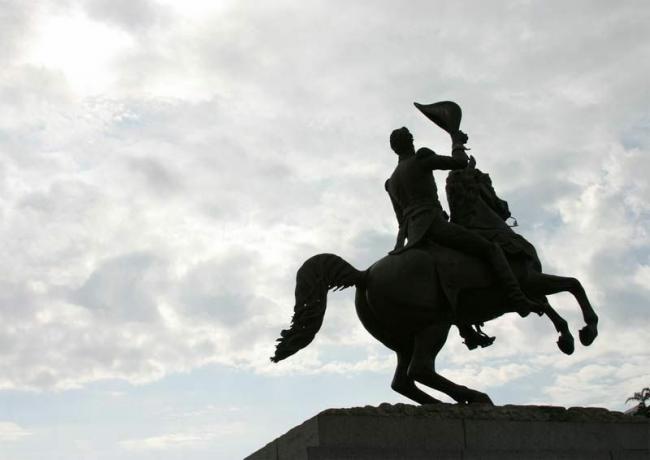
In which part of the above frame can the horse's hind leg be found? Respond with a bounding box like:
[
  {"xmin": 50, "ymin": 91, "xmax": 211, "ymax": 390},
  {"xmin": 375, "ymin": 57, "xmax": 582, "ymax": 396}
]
[
  {"xmin": 525, "ymin": 272, "xmax": 598, "ymax": 346},
  {"xmin": 407, "ymin": 323, "xmax": 493, "ymax": 405},
  {"xmin": 391, "ymin": 348, "xmax": 441, "ymax": 405}
]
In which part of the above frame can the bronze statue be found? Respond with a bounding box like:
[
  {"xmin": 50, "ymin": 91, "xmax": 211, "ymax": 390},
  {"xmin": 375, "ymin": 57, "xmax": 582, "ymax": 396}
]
[{"xmin": 271, "ymin": 101, "xmax": 599, "ymax": 405}]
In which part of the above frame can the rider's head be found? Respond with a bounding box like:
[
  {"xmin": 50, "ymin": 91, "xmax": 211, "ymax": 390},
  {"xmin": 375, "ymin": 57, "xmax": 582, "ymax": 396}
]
[{"xmin": 390, "ymin": 127, "xmax": 414, "ymax": 155}]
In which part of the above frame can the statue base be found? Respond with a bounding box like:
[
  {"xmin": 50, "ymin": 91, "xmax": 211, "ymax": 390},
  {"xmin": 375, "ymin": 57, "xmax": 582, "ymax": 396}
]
[{"xmin": 245, "ymin": 403, "xmax": 649, "ymax": 460}]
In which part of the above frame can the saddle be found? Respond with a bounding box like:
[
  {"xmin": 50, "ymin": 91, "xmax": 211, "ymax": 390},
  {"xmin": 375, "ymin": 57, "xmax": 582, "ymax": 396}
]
[{"xmin": 421, "ymin": 234, "xmax": 544, "ymax": 313}]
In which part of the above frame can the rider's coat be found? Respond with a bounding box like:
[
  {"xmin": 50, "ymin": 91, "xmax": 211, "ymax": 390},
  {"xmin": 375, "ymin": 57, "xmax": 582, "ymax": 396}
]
[{"xmin": 385, "ymin": 147, "xmax": 467, "ymax": 254}]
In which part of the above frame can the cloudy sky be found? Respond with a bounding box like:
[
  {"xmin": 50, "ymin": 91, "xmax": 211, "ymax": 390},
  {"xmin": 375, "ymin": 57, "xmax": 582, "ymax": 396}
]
[{"xmin": 1, "ymin": 0, "xmax": 649, "ymax": 458}]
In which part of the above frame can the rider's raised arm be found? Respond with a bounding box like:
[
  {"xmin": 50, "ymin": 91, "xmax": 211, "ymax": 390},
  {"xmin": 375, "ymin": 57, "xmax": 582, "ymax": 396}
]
[{"xmin": 415, "ymin": 147, "xmax": 468, "ymax": 171}]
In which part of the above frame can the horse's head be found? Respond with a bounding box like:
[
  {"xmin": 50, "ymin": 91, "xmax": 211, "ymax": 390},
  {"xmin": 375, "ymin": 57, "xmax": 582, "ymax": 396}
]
[{"xmin": 446, "ymin": 163, "xmax": 512, "ymax": 227}]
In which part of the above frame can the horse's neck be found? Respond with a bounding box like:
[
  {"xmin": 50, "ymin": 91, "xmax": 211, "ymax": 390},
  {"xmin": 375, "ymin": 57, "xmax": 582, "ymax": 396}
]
[
  {"xmin": 457, "ymin": 198, "xmax": 513, "ymax": 232},
  {"xmin": 475, "ymin": 200, "xmax": 513, "ymax": 230}
]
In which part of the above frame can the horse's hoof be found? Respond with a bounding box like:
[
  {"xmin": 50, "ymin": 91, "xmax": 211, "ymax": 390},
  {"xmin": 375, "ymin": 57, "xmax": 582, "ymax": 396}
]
[
  {"xmin": 462, "ymin": 389, "xmax": 494, "ymax": 405},
  {"xmin": 557, "ymin": 334, "xmax": 575, "ymax": 355},
  {"xmin": 579, "ymin": 325, "xmax": 598, "ymax": 346},
  {"xmin": 470, "ymin": 392, "xmax": 494, "ymax": 405}
]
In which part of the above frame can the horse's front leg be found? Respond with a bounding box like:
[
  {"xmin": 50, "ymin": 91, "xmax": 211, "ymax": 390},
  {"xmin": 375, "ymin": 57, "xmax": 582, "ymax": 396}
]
[
  {"xmin": 525, "ymin": 272, "xmax": 598, "ymax": 346},
  {"xmin": 539, "ymin": 303, "xmax": 575, "ymax": 355}
]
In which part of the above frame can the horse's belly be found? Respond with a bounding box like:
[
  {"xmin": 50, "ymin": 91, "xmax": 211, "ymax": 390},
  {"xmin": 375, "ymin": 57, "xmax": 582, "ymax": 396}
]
[{"xmin": 364, "ymin": 250, "xmax": 448, "ymax": 330}]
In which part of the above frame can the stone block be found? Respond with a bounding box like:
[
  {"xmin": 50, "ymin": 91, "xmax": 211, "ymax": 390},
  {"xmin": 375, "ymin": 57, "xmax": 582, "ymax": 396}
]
[
  {"xmin": 307, "ymin": 447, "xmax": 462, "ymax": 460},
  {"xmin": 317, "ymin": 413, "xmax": 464, "ymax": 451},
  {"xmin": 465, "ymin": 420, "xmax": 647, "ymax": 451},
  {"xmin": 611, "ymin": 450, "xmax": 650, "ymax": 460},
  {"xmin": 245, "ymin": 441, "xmax": 276, "ymax": 460},
  {"xmin": 245, "ymin": 403, "xmax": 650, "ymax": 460}
]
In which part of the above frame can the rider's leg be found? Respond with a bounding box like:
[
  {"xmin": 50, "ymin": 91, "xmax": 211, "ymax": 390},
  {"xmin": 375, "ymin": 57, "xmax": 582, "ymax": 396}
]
[{"xmin": 428, "ymin": 220, "xmax": 541, "ymax": 317}]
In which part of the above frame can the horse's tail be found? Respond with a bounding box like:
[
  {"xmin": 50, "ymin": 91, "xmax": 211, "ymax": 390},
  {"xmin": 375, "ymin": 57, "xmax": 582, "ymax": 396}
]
[{"xmin": 270, "ymin": 253, "xmax": 365, "ymax": 363}]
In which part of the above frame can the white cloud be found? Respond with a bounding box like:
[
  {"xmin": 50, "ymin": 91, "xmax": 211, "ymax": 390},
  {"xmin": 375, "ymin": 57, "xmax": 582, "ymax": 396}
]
[
  {"xmin": 445, "ymin": 363, "xmax": 533, "ymax": 390},
  {"xmin": 22, "ymin": 10, "xmax": 135, "ymax": 95},
  {"xmin": 119, "ymin": 423, "xmax": 245, "ymax": 451},
  {"xmin": 0, "ymin": 421, "xmax": 31, "ymax": 441},
  {"xmin": 0, "ymin": 1, "xmax": 647, "ymax": 417},
  {"xmin": 633, "ymin": 265, "xmax": 650, "ymax": 289},
  {"xmin": 543, "ymin": 356, "xmax": 650, "ymax": 408}
]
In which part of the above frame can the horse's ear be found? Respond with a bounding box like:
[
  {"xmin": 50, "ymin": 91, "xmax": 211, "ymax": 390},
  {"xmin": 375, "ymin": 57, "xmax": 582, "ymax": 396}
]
[{"xmin": 468, "ymin": 155, "xmax": 476, "ymax": 169}]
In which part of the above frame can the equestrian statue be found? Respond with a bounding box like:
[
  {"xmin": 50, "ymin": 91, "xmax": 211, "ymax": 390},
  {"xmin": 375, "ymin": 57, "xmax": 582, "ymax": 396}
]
[{"xmin": 270, "ymin": 101, "xmax": 599, "ymax": 405}]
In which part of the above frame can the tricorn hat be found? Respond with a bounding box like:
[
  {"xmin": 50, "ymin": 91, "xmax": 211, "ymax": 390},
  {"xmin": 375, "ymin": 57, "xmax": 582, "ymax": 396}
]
[{"xmin": 414, "ymin": 101, "xmax": 462, "ymax": 134}]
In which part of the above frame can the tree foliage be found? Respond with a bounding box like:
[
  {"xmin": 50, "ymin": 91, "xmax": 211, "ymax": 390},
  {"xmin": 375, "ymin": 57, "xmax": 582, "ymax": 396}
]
[{"xmin": 626, "ymin": 387, "xmax": 650, "ymax": 417}]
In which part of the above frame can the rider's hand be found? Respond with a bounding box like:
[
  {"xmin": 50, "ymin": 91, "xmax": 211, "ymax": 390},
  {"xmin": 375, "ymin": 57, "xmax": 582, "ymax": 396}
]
[{"xmin": 453, "ymin": 130, "xmax": 469, "ymax": 145}]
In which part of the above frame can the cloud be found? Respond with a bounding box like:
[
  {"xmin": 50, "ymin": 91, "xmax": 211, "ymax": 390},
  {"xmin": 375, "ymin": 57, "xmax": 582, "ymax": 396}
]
[
  {"xmin": 82, "ymin": 0, "xmax": 169, "ymax": 32},
  {"xmin": 0, "ymin": 1, "xmax": 35, "ymax": 64},
  {"xmin": 0, "ymin": 421, "xmax": 31, "ymax": 441},
  {"xmin": 542, "ymin": 356, "xmax": 650, "ymax": 408},
  {"xmin": 174, "ymin": 250, "xmax": 260, "ymax": 324},
  {"xmin": 71, "ymin": 252, "xmax": 166, "ymax": 321},
  {"xmin": 119, "ymin": 423, "xmax": 245, "ymax": 451},
  {"xmin": 0, "ymin": 1, "xmax": 648, "ymax": 415}
]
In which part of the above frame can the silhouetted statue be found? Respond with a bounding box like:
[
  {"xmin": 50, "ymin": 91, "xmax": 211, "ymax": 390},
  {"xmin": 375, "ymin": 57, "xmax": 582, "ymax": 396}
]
[{"xmin": 271, "ymin": 101, "xmax": 599, "ymax": 405}]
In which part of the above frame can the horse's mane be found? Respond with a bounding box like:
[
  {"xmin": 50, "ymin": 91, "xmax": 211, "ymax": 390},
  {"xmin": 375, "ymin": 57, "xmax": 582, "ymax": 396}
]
[
  {"xmin": 446, "ymin": 168, "xmax": 510, "ymax": 224},
  {"xmin": 445, "ymin": 168, "xmax": 483, "ymax": 223}
]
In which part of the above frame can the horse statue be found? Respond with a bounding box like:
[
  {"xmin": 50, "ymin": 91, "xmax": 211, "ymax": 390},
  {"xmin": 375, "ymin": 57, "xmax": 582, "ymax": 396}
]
[{"xmin": 270, "ymin": 102, "xmax": 599, "ymax": 404}]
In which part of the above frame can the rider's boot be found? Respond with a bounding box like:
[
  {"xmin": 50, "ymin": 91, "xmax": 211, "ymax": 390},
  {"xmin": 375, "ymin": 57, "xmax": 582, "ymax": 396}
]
[
  {"xmin": 487, "ymin": 243, "xmax": 541, "ymax": 317},
  {"xmin": 459, "ymin": 324, "xmax": 495, "ymax": 350}
]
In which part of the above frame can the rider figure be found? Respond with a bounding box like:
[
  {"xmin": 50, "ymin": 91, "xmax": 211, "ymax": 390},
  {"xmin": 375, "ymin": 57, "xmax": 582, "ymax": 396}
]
[{"xmin": 385, "ymin": 127, "xmax": 539, "ymax": 318}]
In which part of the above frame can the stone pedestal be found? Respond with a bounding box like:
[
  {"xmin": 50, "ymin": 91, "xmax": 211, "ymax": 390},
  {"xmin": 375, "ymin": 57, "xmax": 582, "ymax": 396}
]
[{"xmin": 245, "ymin": 403, "xmax": 649, "ymax": 460}]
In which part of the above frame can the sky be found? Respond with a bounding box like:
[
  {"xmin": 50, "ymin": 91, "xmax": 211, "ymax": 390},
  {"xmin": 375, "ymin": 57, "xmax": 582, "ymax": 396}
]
[{"xmin": 0, "ymin": 0, "xmax": 649, "ymax": 458}]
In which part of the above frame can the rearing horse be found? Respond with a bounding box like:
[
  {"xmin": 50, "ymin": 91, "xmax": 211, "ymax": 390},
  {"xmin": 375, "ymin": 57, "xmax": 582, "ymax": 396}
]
[{"xmin": 271, "ymin": 166, "xmax": 598, "ymax": 405}]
